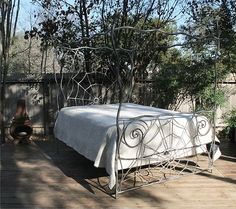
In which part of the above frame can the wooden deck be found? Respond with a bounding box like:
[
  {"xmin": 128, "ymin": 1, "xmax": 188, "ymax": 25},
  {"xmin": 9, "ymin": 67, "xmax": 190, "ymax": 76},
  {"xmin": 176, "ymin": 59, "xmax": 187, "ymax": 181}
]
[{"xmin": 1, "ymin": 137, "xmax": 236, "ymax": 209}]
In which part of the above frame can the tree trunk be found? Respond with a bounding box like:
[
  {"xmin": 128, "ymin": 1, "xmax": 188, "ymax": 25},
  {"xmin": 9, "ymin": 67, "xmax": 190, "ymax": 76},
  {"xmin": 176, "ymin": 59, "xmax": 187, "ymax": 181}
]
[
  {"xmin": 0, "ymin": 0, "xmax": 20, "ymax": 143},
  {"xmin": 1, "ymin": 1, "xmax": 8, "ymax": 143},
  {"xmin": 0, "ymin": 50, "xmax": 9, "ymax": 144}
]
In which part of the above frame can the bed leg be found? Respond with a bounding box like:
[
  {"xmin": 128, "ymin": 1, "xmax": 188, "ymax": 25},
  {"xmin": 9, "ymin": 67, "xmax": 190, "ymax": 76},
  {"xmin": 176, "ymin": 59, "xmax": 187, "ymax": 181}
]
[
  {"xmin": 114, "ymin": 182, "xmax": 119, "ymax": 199},
  {"xmin": 208, "ymin": 159, "xmax": 214, "ymax": 173}
]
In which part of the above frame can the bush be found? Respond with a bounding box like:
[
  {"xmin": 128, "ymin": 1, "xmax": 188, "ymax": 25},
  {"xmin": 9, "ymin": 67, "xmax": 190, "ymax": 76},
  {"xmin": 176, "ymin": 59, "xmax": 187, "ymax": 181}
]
[
  {"xmin": 225, "ymin": 109, "xmax": 236, "ymax": 128},
  {"xmin": 221, "ymin": 109, "xmax": 236, "ymax": 141}
]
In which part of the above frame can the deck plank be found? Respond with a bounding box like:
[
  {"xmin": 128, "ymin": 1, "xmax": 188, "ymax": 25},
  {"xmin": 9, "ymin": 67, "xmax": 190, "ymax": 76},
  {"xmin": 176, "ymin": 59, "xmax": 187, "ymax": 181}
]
[{"xmin": 1, "ymin": 139, "xmax": 236, "ymax": 209}]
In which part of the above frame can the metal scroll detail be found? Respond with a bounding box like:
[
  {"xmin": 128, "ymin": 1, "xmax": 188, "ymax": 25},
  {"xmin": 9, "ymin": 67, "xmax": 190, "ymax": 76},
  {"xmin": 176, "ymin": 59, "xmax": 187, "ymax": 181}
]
[{"xmin": 115, "ymin": 112, "xmax": 214, "ymax": 194}]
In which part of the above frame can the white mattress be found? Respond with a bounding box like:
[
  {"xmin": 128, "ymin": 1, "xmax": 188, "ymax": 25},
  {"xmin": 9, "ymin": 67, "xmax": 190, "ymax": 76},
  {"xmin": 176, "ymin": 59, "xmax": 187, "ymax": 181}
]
[{"xmin": 54, "ymin": 103, "xmax": 220, "ymax": 188}]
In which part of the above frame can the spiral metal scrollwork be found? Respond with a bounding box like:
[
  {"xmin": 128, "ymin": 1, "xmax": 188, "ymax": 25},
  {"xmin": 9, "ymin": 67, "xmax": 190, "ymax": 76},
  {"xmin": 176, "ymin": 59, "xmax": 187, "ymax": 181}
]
[
  {"xmin": 122, "ymin": 120, "xmax": 148, "ymax": 148},
  {"xmin": 196, "ymin": 116, "xmax": 211, "ymax": 136}
]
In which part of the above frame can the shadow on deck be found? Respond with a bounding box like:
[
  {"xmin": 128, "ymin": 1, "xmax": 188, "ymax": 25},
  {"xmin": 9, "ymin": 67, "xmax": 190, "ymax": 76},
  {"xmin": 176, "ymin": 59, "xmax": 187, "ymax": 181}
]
[{"xmin": 1, "ymin": 136, "xmax": 236, "ymax": 209}]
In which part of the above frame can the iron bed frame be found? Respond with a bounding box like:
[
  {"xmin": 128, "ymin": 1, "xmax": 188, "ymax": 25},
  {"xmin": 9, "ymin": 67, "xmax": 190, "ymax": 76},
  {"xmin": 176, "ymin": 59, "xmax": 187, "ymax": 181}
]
[{"xmin": 53, "ymin": 26, "xmax": 219, "ymax": 198}]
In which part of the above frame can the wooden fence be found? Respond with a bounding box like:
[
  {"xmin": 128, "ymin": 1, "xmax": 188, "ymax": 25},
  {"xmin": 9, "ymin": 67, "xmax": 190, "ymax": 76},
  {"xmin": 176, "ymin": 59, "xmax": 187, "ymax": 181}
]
[{"xmin": 3, "ymin": 73, "xmax": 236, "ymax": 136}]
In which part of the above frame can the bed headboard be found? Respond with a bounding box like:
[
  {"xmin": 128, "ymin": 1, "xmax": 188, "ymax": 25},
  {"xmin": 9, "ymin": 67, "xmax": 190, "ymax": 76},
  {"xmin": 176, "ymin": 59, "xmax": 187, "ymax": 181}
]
[
  {"xmin": 54, "ymin": 40, "xmax": 134, "ymax": 110},
  {"xmin": 54, "ymin": 48, "xmax": 117, "ymax": 108}
]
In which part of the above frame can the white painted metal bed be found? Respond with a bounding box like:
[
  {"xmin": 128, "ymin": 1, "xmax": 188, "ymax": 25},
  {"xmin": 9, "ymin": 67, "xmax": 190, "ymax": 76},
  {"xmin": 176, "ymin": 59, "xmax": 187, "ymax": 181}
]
[
  {"xmin": 54, "ymin": 103, "xmax": 220, "ymax": 192},
  {"xmin": 53, "ymin": 27, "xmax": 221, "ymax": 198}
]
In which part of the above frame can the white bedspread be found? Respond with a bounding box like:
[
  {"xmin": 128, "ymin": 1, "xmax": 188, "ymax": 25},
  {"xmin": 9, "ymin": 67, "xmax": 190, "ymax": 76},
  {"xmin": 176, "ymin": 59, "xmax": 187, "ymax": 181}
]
[{"xmin": 54, "ymin": 103, "xmax": 220, "ymax": 188}]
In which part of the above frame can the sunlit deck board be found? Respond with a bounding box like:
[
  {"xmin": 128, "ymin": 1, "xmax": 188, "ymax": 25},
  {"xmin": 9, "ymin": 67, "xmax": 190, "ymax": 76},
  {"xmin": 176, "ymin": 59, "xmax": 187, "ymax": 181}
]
[{"xmin": 1, "ymin": 138, "xmax": 236, "ymax": 209}]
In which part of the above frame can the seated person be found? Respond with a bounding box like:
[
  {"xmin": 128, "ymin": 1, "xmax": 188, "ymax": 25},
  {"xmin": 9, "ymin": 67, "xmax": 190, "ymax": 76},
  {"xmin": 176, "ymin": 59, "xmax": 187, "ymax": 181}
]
[{"xmin": 10, "ymin": 99, "xmax": 33, "ymax": 144}]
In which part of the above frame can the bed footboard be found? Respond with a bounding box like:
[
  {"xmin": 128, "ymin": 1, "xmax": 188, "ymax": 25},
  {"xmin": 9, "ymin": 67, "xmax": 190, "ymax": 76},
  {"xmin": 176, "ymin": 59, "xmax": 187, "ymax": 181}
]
[{"xmin": 114, "ymin": 111, "xmax": 220, "ymax": 197}]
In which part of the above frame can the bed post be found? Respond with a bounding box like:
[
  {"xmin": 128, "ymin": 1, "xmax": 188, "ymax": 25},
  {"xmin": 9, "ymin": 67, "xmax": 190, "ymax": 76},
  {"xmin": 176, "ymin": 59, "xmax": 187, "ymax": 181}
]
[{"xmin": 110, "ymin": 23, "xmax": 123, "ymax": 199}]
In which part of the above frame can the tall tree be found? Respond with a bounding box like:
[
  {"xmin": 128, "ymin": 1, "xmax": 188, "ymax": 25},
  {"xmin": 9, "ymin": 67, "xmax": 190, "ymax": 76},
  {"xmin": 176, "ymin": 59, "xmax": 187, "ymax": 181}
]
[
  {"xmin": 27, "ymin": 0, "xmax": 183, "ymax": 75},
  {"xmin": 182, "ymin": 0, "xmax": 236, "ymax": 65},
  {"xmin": 0, "ymin": 0, "xmax": 20, "ymax": 143},
  {"xmin": 179, "ymin": 0, "xmax": 236, "ymax": 109}
]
